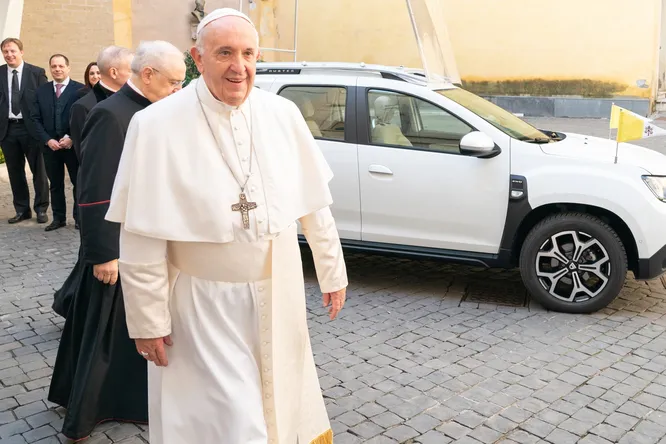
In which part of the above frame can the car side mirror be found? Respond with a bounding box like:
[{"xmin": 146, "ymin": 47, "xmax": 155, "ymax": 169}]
[{"xmin": 460, "ymin": 131, "xmax": 501, "ymax": 158}]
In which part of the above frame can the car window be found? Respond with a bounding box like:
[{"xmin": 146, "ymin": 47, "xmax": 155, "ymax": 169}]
[
  {"xmin": 368, "ymin": 89, "xmax": 473, "ymax": 154},
  {"xmin": 278, "ymin": 86, "xmax": 347, "ymax": 141}
]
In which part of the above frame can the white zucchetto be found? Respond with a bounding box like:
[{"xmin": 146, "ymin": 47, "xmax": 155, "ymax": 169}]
[{"xmin": 196, "ymin": 8, "xmax": 255, "ymax": 36}]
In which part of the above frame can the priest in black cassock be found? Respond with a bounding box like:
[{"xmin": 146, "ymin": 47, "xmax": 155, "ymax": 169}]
[
  {"xmin": 51, "ymin": 45, "xmax": 133, "ymax": 319},
  {"xmin": 47, "ymin": 40, "xmax": 186, "ymax": 441}
]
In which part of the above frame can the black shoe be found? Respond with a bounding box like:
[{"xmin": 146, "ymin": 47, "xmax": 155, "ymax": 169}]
[
  {"xmin": 45, "ymin": 220, "xmax": 66, "ymax": 232},
  {"xmin": 8, "ymin": 212, "xmax": 31, "ymax": 224},
  {"xmin": 36, "ymin": 212, "xmax": 48, "ymax": 224}
]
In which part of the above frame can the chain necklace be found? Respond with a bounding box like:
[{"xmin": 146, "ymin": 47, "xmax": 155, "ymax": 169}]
[{"xmin": 195, "ymin": 83, "xmax": 258, "ymax": 229}]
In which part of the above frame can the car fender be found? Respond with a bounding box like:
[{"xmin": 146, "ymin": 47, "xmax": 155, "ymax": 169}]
[{"xmin": 523, "ymin": 163, "xmax": 662, "ymax": 258}]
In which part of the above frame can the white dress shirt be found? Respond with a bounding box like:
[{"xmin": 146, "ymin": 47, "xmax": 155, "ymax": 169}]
[
  {"xmin": 126, "ymin": 79, "xmax": 145, "ymax": 97},
  {"xmin": 98, "ymin": 80, "xmax": 117, "ymax": 93},
  {"xmin": 7, "ymin": 62, "xmax": 24, "ymax": 119}
]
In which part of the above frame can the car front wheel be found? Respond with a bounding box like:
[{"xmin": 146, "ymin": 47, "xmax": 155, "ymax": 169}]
[{"xmin": 519, "ymin": 212, "xmax": 627, "ymax": 313}]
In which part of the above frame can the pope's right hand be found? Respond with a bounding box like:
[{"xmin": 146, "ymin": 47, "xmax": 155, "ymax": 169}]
[
  {"xmin": 136, "ymin": 336, "xmax": 173, "ymax": 367},
  {"xmin": 93, "ymin": 259, "xmax": 118, "ymax": 285}
]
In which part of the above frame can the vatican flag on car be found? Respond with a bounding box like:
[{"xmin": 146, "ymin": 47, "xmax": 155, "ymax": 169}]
[{"xmin": 615, "ymin": 105, "xmax": 666, "ymax": 143}]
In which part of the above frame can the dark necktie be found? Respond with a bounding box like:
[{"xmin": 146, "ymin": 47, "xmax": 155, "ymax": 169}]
[{"xmin": 11, "ymin": 69, "xmax": 19, "ymax": 116}]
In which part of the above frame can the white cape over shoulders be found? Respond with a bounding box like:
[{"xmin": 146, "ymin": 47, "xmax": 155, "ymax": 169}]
[{"xmin": 105, "ymin": 78, "xmax": 334, "ymax": 242}]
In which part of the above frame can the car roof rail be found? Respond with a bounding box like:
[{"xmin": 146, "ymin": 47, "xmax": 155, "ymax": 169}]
[{"xmin": 255, "ymin": 61, "xmax": 445, "ymax": 86}]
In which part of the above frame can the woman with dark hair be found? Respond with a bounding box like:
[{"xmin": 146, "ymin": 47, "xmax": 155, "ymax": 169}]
[
  {"xmin": 84, "ymin": 61, "xmax": 100, "ymax": 88},
  {"xmin": 76, "ymin": 62, "xmax": 100, "ymax": 98}
]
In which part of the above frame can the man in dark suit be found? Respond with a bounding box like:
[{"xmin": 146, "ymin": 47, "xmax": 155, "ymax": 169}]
[
  {"xmin": 0, "ymin": 37, "xmax": 49, "ymax": 224},
  {"xmin": 31, "ymin": 54, "xmax": 84, "ymax": 231}
]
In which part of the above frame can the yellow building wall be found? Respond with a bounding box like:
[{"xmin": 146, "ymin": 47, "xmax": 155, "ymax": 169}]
[
  {"xmin": 19, "ymin": 0, "xmax": 664, "ymax": 99},
  {"xmin": 292, "ymin": 0, "xmax": 662, "ymax": 98},
  {"xmin": 131, "ymin": 0, "xmax": 246, "ymax": 53},
  {"xmin": 20, "ymin": 0, "xmax": 115, "ymax": 84}
]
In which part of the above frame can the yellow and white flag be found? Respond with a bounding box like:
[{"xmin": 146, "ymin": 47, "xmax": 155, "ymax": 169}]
[
  {"xmin": 614, "ymin": 105, "xmax": 666, "ymax": 143},
  {"xmin": 609, "ymin": 103, "xmax": 622, "ymax": 129}
]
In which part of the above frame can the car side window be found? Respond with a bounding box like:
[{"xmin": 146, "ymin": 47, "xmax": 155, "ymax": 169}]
[
  {"xmin": 368, "ymin": 89, "xmax": 473, "ymax": 154},
  {"xmin": 278, "ymin": 86, "xmax": 347, "ymax": 141}
]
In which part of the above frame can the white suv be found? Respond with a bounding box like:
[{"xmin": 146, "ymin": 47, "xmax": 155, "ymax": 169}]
[{"xmin": 254, "ymin": 62, "xmax": 666, "ymax": 314}]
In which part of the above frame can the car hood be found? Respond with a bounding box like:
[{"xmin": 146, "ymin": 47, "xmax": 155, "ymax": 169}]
[{"xmin": 539, "ymin": 132, "xmax": 666, "ymax": 174}]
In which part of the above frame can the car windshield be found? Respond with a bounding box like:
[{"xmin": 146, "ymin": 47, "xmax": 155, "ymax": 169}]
[{"xmin": 437, "ymin": 88, "xmax": 551, "ymax": 142}]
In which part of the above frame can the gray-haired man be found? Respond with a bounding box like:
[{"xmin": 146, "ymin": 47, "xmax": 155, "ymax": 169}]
[
  {"xmin": 51, "ymin": 45, "xmax": 134, "ymax": 317},
  {"xmin": 47, "ymin": 40, "xmax": 186, "ymax": 441}
]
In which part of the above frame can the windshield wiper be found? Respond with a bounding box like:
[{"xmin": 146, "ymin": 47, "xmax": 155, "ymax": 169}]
[{"xmin": 519, "ymin": 137, "xmax": 552, "ymax": 144}]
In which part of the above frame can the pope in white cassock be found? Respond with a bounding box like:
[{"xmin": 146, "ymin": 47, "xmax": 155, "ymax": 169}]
[{"xmin": 104, "ymin": 8, "xmax": 348, "ymax": 444}]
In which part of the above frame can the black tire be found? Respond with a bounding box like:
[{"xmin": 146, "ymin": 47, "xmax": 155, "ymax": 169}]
[{"xmin": 519, "ymin": 212, "xmax": 627, "ymax": 313}]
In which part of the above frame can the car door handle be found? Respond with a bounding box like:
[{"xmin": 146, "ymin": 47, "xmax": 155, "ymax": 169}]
[{"xmin": 368, "ymin": 165, "xmax": 393, "ymax": 175}]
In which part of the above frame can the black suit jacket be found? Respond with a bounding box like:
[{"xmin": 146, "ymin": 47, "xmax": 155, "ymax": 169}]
[
  {"xmin": 30, "ymin": 79, "xmax": 85, "ymax": 146},
  {"xmin": 70, "ymin": 82, "xmax": 114, "ymax": 159},
  {"xmin": 0, "ymin": 62, "xmax": 48, "ymax": 140}
]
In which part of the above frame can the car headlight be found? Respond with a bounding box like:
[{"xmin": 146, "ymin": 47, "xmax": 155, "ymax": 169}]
[{"xmin": 642, "ymin": 175, "xmax": 666, "ymax": 201}]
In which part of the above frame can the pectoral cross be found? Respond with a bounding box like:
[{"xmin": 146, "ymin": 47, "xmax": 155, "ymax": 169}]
[{"xmin": 231, "ymin": 193, "xmax": 257, "ymax": 229}]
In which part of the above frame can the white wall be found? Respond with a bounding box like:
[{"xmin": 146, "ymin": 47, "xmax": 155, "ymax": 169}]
[{"xmin": 0, "ymin": 0, "xmax": 23, "ymax": 39}]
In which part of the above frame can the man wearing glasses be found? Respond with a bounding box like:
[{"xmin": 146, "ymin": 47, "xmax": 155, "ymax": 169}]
[{"xmin": 47, "ymin": 40, "xmax": 186, "ymax": 442}]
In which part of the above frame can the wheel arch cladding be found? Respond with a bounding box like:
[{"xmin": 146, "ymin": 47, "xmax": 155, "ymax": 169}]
[{"xmin": 510, "ymin": 203, "xmax": 638, "ymax": 274}]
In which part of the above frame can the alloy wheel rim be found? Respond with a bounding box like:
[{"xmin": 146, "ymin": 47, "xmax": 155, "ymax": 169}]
[{"xmin": 535, "ymin": 230, "xmax": 611, "ymax": 302}]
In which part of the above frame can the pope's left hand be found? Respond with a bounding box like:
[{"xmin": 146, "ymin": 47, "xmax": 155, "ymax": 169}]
[{"xmin": 323, "ymin": 288, "xmax": 346, "ymax": 320}]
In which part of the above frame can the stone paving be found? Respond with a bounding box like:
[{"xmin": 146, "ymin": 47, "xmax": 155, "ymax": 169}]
[{"xmin": 2, "ymin": 119, "xmax": 666, "ymax": 443}]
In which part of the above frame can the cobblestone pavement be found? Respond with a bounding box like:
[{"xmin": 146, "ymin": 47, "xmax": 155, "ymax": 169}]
[{"xmin": 2, "ymin": 119, "xmax": 666, "ymax": 443}]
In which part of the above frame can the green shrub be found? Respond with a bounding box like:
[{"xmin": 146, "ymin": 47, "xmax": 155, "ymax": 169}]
[
  {"xmin": 184, "ymin": 50, "xmax": 200, "ymax": 87},
  {"xmin": 0, "ymin": 150, "xmax": 4, "ymax": 165}
]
